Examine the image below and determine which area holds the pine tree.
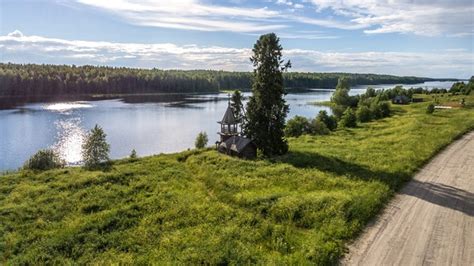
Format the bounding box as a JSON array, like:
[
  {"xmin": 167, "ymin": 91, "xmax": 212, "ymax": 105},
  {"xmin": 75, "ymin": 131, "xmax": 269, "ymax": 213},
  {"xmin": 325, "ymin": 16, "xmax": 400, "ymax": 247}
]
[
  {"xmin": 243, "ymin": 33, "xmax": 290, "ymax": 156},
  {"xmin": 195, "ymin": 131, "xmax": 208, "ymax": 149},
  {"xmin": 230, "ymin": 90, "xmax": 244, "ymax": 123},
  {"xmin": 82, "ymin": 124, "xmax": 110, "ymax": 170}
]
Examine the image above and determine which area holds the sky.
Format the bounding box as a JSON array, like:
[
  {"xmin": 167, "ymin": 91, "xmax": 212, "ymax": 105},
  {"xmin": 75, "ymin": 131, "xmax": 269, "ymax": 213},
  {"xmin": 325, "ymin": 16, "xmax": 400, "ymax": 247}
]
[{"xmin": 0, "ymin": 0, "xmax": 473, "ymax": 78}]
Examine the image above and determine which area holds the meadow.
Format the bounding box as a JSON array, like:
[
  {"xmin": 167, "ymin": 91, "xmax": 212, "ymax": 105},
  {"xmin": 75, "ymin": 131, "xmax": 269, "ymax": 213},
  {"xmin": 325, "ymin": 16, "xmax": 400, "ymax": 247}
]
[{"xmin": 1, "ymin": 94, "xmax": 473, "ymax": 264}]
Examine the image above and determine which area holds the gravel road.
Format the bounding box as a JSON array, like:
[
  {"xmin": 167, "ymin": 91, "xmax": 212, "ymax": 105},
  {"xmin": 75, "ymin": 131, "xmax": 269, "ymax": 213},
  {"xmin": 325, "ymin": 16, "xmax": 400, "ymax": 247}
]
[{"xmin": 343, "ymin": 131, "xmax": 474, "ymax": 266}]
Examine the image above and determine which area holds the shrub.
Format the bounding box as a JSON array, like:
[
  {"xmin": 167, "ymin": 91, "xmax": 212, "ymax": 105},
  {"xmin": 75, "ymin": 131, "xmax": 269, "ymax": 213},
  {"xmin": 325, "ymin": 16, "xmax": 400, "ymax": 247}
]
[
  {"xmin": 316, "ymin": 110, "xmax": 337, "ymax": 131},
  {"xmin": 378, "ymin": 102, "xmax": 391, "ymax": 117},
  {"xmin": 195, "ymin": 132, "xmax": 209, "ymax": 149},
  {"xmin": 339, "ymin": 108, "xmax": 357, "ymax": 128},
  {"xmin": 82, "ymin": 124, "xmax": 110, "ymax": 170},
  {"xmin": 369, "ymin": 100, "xmax": 391, "ymax": 119},
  {"xmin": 356, "ymin": 105, "xmax": 372, "ymax": 122},
  {"xmin": 130, "ymin": 149, "xmax": 137, "ymax": 159},
  {"xmin": 285, "ymin": 116, "xmax": 311, "ymax": 137},
  {"xmin": 24, "ymin": 149, "xmax": 64, "ymax": 171},
  {"xmin": 330, "ymin": 105, "xmax": 347, "ymax": 120},
  {"xmin": 310, "ymin": 119, "xmax": 330, "ymax": 135},
  {"xmin": 426, "ymin": 103, "xmax": 435, "ymax": 114}
]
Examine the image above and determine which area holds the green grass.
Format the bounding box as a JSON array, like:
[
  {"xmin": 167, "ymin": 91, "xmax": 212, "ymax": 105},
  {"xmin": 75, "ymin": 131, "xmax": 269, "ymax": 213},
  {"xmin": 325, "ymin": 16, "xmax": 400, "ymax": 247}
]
[{"xmin": 1, "ymin": 94, "xmax": 474, "ymax": 264}]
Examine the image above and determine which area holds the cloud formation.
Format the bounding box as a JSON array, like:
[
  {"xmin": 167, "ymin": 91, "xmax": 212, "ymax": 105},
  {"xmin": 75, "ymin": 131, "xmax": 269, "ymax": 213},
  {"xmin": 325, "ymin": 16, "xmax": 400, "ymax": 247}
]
[
  {"xmin": 309, "ymin": 0, "xmax": 474, "ymax": 36},
  {"xmin": 1, "ymin": 31, "xmax": 472, "ymax": 78},
  {"xmin": 75, "ymin": 0, "xmax": 286, "ymax": 32},
  {"xmin": 71, "ymin": 0, "xmax": 474, "ymax": 37}
]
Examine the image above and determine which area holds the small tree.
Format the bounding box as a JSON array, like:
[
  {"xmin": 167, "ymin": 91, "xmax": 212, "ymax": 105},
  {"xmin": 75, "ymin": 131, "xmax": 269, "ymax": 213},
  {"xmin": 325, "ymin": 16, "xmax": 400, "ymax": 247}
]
[
  {"xmin": 284, "ymin": 116, "xmax": 310, "ymax": 137},
  {"xmin": 310, "ymin": 119, "xmax": 330, "ymax": 135},
  {"xmin": 339, "ymin": 108, "xmax": 357, "ymax": 128},
  {"xmin": 378, "ymin": 102, "xmax": 391, "ymax": 117},
  {"xmin": 426, "ymin": 103, "xmax": 435, "ymax": 114},
  {"xmin": 24, "ymin": 149, "xmax": 65, "ymax": 171},
  {"xmin": 130, "ymin": 149, "xmax": 137, "ymax": 159},
  {"xmin": 356, "ymin": 105, "xmax": 372, "ymax": 122},
  {"xmin": 331, "ymin": 77, "xmax": 355, "ymax": 119},
  {"xmin": 195, "ymin": 131, "xmax": 208, "ymax": 149},
  {"xmin": 331, "ymin": 78, "xmax": 350, "ymax": 103},
  {"xmin": 316, "ymin": 110, "xmax": 337, "ymax": 131},
  {"xmin": 82, "ymin": 124, "xmax": 110, "ymax": 170}
]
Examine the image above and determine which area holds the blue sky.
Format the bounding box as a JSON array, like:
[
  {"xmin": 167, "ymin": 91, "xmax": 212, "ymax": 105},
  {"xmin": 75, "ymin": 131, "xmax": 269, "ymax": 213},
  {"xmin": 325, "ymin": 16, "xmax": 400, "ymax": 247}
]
[{"xmin": 0, "ymin": 0, "xmax": 473, "ymax": 78}]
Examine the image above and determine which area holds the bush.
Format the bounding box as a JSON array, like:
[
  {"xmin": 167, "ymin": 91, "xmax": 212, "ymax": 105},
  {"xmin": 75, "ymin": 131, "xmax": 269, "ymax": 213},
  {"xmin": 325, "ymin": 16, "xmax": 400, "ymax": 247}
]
[
  {"xmin": 310, "ymin": 119, "xmax": 330, "ymax": 135},
  {"xmin": 378, "ymin": 102, "xmax": 391, "ymax": 117},
  {"xmin": 356, "ymin": 105, "xmax": 372, "ymax": 122},
  {"xmin": 339, "ymin": 108, "xmax": 357, "ymax": 128},
  {"xmin": 285, "ymin": 116, "xmax": 311, "ymax": 137},
  {"xmin": 330, "ymin": 105, "xmax": 347, "ymax": 120},
  {"xmin": 130, "ymin": 149, "xmax": 137, "ymax": 159},
  {"xmin": 369, "ymin": 100, "xmax": 391, "ymax": 119},
  {"xmin": 195, "ymin": 131, "xmax": 209, "ymax": 149},
  {"xmin": 82, "ymin": 124, "xmax": 110, "ymax": 170},
  {"xmin": 426, "ymin": 103, "xmax": 435, "ymax": 114},
  {"xmin": 316, "ymin": 110, "xmax": 337, "ymax": 131},
  {"xmin": 24, "ymin": 149, "xmax": 64, "ymax": 171}
]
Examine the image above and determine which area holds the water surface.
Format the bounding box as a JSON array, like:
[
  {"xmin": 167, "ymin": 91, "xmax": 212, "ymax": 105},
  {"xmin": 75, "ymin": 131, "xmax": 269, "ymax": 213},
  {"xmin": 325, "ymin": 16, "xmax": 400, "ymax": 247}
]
[{"xmin": 0, "ymin": 81, "xmax": 455, "ymax": 171}]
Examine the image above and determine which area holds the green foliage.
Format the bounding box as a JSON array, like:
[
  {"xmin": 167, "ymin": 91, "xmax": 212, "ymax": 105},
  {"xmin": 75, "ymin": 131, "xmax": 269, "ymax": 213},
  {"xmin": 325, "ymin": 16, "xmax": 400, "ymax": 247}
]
[
  {"xmin": 369, "ymin": 100, "xmax": 391, "ymax": 119},
  {"xmin": 285, "ymin": 113, "xmax": 331, "ymax": 137},
  {"xmin": 195, "ymin": 132, "xmax": 209, "ymax": 149},
  {"xmin": 244, "ymin": 33, "xmax": 289, "ymax": 156},
  {"xmin": 426, "ymin": 103, "xmax": 435, "ymax": 114},
  {"xmin": 82, "ymin": 125, "xmax": 110, "ymax": 170},
  {"xmin": 284, "ymin": 116, "xmax": 311, "ymax": 137},
  {"xmin": 2, "ymin": 95, "xmax": 474, "ymax": 264},
  {"xmin": 356, "ymin": 105, "xmax": 372, "ymax": 122},
  {"xmin": 23, "ymin": 149, "xmax": 64, "ymax": 171},
  {"xmin": 316, "ymin": 110, "xmax": 337, "ymax": 131},
  {"xmin": 449, "ymin": 79, "xmax": 474, "ymax": 95},
  {"xmin": 309, "ymin": 119, "xmax": 330, "ymax": 135},
  {"xmin": 130, "ymin": 149, "xmax": 137, "ymax": 159},
  {"xmin": 230, "ymin": 90, "xmax": 245, "ymax": 122},
  {"xmin": 0, "ymin": 63, "xmax": 431, "ymax": 99},
  {"xmin": 330, "ymin": 77, "xmax": 359, "ymax": 118},
  {"xmin": 339, "ymin": 108, "xmax": 357, "ymax": 128}
]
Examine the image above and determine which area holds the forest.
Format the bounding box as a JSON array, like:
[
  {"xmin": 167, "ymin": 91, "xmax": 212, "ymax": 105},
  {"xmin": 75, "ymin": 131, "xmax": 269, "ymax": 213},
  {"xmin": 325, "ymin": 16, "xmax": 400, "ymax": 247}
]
[{"xmin": 0, "ymin": 63, "xmax": 435, "ymax": 97}]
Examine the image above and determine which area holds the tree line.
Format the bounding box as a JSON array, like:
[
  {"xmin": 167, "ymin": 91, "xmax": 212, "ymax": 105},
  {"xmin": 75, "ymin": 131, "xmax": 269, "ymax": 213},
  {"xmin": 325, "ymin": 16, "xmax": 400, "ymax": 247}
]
[{"xmin": 0, "ymin": 63, "xmax": 434, "ymax": 98}]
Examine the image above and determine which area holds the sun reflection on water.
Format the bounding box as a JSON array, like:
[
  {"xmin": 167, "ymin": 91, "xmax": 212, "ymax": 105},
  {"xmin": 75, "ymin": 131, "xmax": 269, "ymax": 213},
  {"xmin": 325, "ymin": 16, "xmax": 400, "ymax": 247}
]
[
  {"xmin": 52, "ymin": 117, "xmax": 86, "ymax": 165},
  {"xmin": 44, "ymin": 102, "xmax": 92, "ymax": 112}
]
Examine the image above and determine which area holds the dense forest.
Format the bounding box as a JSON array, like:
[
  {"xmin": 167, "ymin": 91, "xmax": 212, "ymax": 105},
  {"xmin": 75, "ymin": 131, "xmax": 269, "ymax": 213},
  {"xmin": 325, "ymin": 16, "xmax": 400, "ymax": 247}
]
[{"xmin": 0, "ymin": 63, "xmax": 437, "ymax": 97}]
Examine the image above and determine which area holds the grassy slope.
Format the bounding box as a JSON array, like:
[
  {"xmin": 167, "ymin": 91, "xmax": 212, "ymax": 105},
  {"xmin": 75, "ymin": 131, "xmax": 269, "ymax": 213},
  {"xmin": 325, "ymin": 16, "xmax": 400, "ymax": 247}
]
[{"xmin": 1, "ymin": 94, "xmax": 474, "ymax": 264}]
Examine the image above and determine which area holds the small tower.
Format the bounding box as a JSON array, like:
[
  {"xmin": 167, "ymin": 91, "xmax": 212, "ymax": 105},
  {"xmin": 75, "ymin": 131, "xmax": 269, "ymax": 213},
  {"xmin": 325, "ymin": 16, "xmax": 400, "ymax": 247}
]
[{"xmin": 218, "ymin": 102, "xmax": 239, "ymax": 142}]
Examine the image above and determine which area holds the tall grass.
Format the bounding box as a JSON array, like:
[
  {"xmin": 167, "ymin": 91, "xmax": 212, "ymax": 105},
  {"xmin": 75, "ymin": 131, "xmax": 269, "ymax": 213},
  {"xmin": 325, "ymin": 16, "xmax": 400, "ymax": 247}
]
[{"xmin": 1, "ymin": 94, "xmax": 473, "ymax": 264}]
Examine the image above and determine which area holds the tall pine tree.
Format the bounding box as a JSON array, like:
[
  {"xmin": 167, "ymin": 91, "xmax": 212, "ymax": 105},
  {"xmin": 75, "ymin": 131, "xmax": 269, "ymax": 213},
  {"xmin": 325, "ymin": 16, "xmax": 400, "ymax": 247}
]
[
  {"xmin": 243, "ymin": 33, "xmax": 290, "ymax": 156},
  {"xmin": 230, "ymin": 90, "xmax": 244, "ymax": 123}
]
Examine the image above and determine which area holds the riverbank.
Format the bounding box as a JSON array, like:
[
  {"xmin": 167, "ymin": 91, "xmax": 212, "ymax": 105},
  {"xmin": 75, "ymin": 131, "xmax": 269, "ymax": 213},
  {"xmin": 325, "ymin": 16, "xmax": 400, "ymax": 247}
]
[{"xmin": 1, "ymin": 94, "xmax": 473, "ymax": 264}]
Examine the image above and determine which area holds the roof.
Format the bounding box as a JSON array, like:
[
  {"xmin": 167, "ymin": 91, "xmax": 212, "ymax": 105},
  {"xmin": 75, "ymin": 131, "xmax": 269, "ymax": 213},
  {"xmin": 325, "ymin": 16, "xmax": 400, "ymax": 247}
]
[
  {"xmin": 219, "ymin": 105, "xmax": 236, "ymax": 124},
  {"xmin": 220, "ymin": 136, "xmax": 255, "ymax": 153},
  {"xmin": 393, "ymin": 95, "xmax": 410, "ymax": 100}
]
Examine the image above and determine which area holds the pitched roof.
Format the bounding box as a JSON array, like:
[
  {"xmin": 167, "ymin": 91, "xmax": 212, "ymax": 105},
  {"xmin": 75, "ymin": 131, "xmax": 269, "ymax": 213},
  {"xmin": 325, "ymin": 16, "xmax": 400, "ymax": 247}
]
[
  {"xmin": 220, "ymin": 105, "xmax": 236, "ymax": 124},
  {"xmin": 222, "ymin": 136, "xmax": 254, "ymax": 153}
]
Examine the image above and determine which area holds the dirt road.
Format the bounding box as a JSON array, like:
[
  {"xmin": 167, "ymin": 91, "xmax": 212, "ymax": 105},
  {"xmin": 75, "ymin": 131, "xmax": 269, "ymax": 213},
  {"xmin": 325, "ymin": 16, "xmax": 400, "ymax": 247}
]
[{"xmin": 343, "ymin": 131, "xmax": 474, "ymax": 266}]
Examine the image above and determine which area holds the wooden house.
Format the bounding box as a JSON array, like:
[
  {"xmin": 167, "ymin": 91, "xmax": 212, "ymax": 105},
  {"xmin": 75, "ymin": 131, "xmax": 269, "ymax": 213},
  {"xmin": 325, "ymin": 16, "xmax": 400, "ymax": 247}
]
[{"xmin": 392, "ymin": 95, "xmax": 411, "ymax": 104}]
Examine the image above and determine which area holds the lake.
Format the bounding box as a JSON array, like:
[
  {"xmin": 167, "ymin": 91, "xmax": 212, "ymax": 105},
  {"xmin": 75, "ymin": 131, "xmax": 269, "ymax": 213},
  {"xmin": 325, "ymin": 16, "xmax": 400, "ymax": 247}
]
[{"xmin": 0, "ymin": 81, "xmax": 455, "ymax": 171}]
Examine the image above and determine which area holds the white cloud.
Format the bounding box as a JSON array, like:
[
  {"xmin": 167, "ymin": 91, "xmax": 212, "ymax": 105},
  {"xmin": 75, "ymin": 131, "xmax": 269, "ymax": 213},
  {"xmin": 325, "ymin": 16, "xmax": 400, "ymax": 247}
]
[
  {"xmin": 1, "ymin": 31, "xmax": 472, "ymax": 78},
  {"xmin": 74, "ymin": 0, "xmax": 286, "ymax": 32},
  {"xmin": 69, "ymin": 0, "xmax": 474, "ymax": 36},
  {"xmin": 308, "ymin": 0, "xmax": 474, "ymax": 36}
]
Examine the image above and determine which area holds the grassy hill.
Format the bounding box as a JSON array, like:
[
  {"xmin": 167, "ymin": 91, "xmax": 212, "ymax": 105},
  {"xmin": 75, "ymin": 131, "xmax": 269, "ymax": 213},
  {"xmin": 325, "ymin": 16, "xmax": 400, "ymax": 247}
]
[{"xmin": 1, "ymin": 94, "xmax": 474, "ymax": 264}]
